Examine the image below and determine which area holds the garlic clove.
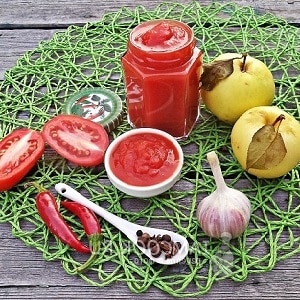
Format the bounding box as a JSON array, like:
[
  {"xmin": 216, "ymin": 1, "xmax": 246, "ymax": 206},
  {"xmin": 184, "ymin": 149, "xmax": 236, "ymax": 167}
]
[{"xmin": 196, "ymin": 151, "xmax": 251, "ymax": 240}]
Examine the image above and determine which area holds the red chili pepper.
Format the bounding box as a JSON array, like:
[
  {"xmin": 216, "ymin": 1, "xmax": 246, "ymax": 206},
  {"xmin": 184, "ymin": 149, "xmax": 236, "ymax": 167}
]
[
  {"xmin": 61, "ymin": 201, "xmax": 102, "ymax": 273},
  {"xmin": 29, "ymin": 182, "xmax": 90, "ymax": 254},
  {"xmin": 61, "ymin": 201, "xmax": 101, "ymax": 236}
]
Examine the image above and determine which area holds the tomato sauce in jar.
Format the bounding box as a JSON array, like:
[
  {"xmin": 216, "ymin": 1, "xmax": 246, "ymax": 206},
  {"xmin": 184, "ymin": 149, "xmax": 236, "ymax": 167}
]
[
  {"xmin": 109, "ymin": 132, "xmax": 181, "ymax": 186},
  {"xmin": 121, "ymin": 19, "xmax": 203, "ymax": 139}
]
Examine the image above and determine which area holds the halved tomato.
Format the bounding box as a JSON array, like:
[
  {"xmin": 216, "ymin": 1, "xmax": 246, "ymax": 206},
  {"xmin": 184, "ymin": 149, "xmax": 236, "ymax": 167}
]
[
  {"xmin": 0, "ymin": 128, "xmax": 45, "ymax": 191},
  {"xmin": 42, "ymin": 114, "xmax": 109, "ymax": 167}
]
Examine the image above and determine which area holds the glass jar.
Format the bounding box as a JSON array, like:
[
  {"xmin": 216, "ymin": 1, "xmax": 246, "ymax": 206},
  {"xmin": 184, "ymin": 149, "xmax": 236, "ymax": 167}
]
[{"xmin": 121, "ymin": 19, "xmax": 203, "ymax": 139}]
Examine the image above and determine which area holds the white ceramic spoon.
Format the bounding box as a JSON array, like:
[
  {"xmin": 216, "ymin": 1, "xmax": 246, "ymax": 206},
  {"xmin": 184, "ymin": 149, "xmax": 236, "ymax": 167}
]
[{"xmin": 55, "ymin": 182, "xmax": 189, "ymax": 265}]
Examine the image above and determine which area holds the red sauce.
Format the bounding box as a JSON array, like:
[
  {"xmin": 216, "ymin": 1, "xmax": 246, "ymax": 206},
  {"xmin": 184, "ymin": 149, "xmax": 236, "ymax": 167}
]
[
  {"xmin": 109, "ymin": 133, "xmax": 180, "ymax": 186},
  {"xmin": 121, "ymin": 20, "xmax": 203, "ymax": 139},
  {"xmin": 135, "ymin": 21, "xmax": 189, "ymax": 50}
]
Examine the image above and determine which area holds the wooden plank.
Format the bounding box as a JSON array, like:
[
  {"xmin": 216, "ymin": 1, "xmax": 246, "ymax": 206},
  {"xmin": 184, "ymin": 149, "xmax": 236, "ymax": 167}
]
[
  {"xmin": 0, "ymin": 0, "xmax": 300, "ymax": 299},
  {"xmin": 0, "ymin": 182, "xmax": 299, "ymax": 298},
  {"xmin": 0, "ymin": 0, "xmax": 299, "ymax": 27},
  {"xmin": 1, "ymin": 219, "xmax": 300, "ymax": 299},
  {"xmin": 0, "ymin": 1, "xmax": 299, "ymax": 80},
  {"xmin": 0, "ymin": 30, "xmax": 58, "ymax": 80}
]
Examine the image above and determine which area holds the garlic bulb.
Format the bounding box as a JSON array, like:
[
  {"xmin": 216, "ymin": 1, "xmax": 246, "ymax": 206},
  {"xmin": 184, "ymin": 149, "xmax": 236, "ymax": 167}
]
[{"xmin": 196, "ymin": 151, "xmax": 251, "ymax": 240}]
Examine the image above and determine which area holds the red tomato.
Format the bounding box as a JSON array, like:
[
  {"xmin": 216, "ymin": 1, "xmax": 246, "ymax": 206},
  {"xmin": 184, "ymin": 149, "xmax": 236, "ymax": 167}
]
[
  {"xmin": 42, "ymin": 114, "xmax": 109, "ymax": 167},
  {"xmin": 0, "ymin": 128, "xmax": 45, "ymax": 191}
]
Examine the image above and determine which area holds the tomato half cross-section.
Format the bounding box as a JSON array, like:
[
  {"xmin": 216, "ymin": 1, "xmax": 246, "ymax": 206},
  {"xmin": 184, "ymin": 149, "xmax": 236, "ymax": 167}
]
[
  {"xmin": 42, "ymin": 114, "xmax": 109, "ymax": 167},
  {"xmin": 0, "ymin": 128, "xmax": 45, "ymax": 191}
]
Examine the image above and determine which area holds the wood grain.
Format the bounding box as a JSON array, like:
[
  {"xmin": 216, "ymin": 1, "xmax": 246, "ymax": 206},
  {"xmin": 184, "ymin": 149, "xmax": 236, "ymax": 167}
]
[
  {"xmin": 0, "ymin": 0, "xmax": 300, "ymax": 299},
  {"xmin": 1, "ymin": 219, "xmax": 300, "ymax": 299},
  {"xmin": 0, "ymin": 0, "xmax": 299, "ymax": 27},
  {"xmin": 0, "ymin": 0, "xmax": 299, "ymax": 80}
]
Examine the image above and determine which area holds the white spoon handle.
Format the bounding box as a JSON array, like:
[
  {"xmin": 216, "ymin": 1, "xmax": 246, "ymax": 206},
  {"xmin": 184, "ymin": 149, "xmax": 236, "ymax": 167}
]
[
  {"xmin": 55, "ymin": 182, "xmax": 189, "ymax": 265},
  {"xmin": 55, "ymin": 183, "xmax": 134, "ymax": 238}
]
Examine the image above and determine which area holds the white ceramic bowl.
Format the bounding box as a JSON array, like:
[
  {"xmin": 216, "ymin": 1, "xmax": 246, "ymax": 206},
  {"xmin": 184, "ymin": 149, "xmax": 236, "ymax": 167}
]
[{"xmin": 104, "ymin": 128, "xmax": 184, "ymax": 198}]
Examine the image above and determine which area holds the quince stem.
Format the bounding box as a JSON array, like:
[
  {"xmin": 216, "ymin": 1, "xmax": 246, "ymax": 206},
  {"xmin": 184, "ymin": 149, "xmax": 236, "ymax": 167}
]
[
  {"xmin": 272, "ymin": 114, "xmax": 285, "ymax": 133},
  {"xmin": 241, "ymin": 53, "xmax": 247, "ymax": 72}
]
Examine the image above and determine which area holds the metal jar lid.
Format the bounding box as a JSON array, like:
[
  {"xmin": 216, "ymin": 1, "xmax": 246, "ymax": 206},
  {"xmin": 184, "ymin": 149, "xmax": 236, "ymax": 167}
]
[{"xmin": 63, "ymin": 87, "xmax": 123, "ymax": 132}]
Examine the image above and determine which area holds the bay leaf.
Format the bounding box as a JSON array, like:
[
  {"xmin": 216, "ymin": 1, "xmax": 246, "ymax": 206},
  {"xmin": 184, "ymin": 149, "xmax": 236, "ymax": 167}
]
[
  {"xmin": 200, "ymin": 57, "xmax": 240, "ymax": 91},
  {"xmin": 246, "ymin": 124, "xmax": 287, "ymax": 170}
]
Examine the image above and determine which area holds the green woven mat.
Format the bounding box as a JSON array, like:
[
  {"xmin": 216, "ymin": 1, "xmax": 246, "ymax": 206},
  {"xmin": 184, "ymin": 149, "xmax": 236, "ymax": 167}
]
[{"xmin": 0, "ymin": 1, "xmax": 299, "ymax": 297}]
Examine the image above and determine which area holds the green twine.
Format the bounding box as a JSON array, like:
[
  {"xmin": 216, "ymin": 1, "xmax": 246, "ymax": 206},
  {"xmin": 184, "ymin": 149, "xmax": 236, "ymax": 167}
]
[{"xmin": 0, "ymin": 1, "xmax": 299, "ymax": 297}]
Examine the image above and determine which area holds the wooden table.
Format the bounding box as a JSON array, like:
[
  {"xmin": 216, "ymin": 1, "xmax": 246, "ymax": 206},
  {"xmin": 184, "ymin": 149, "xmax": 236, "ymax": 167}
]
[{"xmin": 0, "ymin": 1, "xmax": 299, "ymax": 299}]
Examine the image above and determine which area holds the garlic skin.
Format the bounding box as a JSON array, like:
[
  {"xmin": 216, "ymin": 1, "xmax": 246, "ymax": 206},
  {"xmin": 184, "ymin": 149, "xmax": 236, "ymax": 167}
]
[{"xmin": 196, "ymin": 151, "xmax": 251, "ymax": 240}]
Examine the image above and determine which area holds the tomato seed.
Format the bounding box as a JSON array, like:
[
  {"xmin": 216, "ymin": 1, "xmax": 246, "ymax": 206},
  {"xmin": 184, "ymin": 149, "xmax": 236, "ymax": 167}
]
[
  {"xmin": 29, "ymin": 143, "xmax": 38, "ymax": 152},
  {"xmin": 92, "ymin": 135, "xmax": 100, "ymax": 142},
  {"xmin": 50, "ymin": 131, "xmax": 58, "ymax": 138},
  {"xmin": 29, "ymin": 140, "xmax": 37, "ymax": 146},
  {"xmin": 4, "ymin": 164, "xmax": 13, "ymax": 174}
]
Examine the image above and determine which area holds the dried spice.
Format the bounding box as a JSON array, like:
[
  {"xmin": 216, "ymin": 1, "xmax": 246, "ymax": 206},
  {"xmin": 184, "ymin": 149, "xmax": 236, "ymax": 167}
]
[
  {"xmin": 136, "ymin": 230, "xmax": 182, "ymax": 260},
  {"xmin": 200, "ymin": 54, "xmax": 245, "ymax": 91},
  {"xmin": 246, "ymin": 114, "xmax": 287, "ymax": 170}
]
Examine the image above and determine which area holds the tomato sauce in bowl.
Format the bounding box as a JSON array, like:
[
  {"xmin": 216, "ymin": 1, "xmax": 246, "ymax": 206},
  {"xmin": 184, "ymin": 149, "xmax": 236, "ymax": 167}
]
[{"xmin": 104, "ymin": 128, "xmax": 184, "ymax": 197}]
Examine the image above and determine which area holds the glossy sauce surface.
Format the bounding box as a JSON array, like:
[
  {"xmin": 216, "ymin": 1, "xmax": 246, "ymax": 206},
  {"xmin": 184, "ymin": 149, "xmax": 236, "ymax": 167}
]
[
  {"xmin": 109, "ymin": 133, "xmax": 180, "ymax": 186},
  {"xmin": 133, "ymin": 21, "xmax": 189, "ymax": 50}
]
